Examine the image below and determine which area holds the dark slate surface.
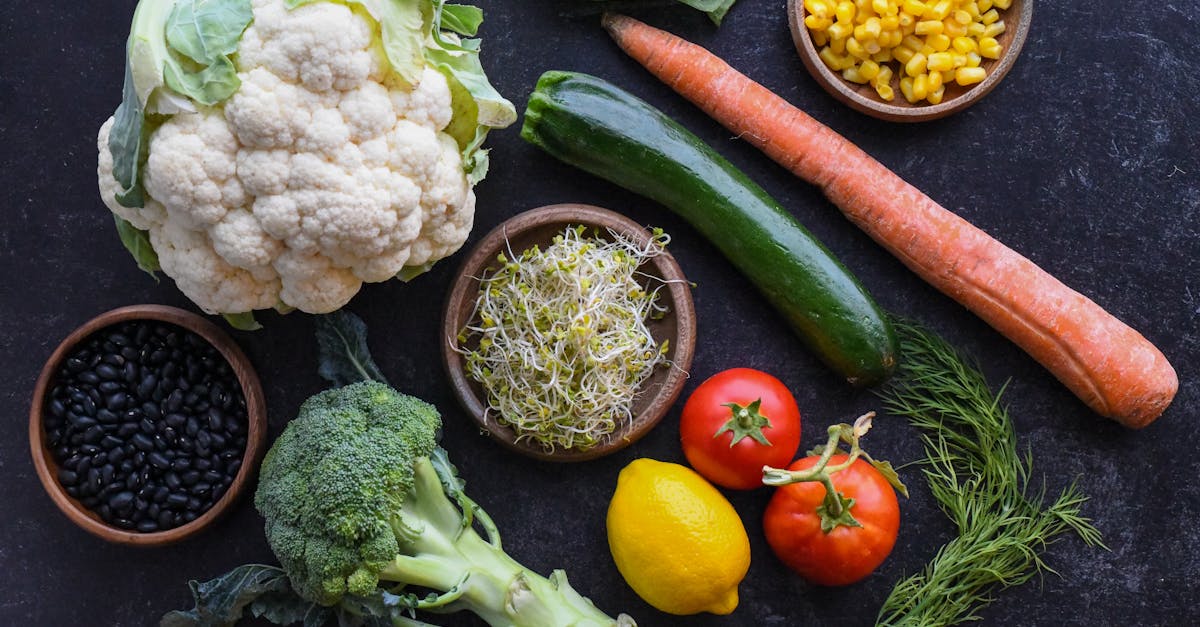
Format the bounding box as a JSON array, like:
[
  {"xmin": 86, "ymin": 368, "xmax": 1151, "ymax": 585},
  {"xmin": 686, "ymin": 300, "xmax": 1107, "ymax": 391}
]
[{"xmin": 1, "ymin": 1, "xmax": 1198, "ymax": 625}]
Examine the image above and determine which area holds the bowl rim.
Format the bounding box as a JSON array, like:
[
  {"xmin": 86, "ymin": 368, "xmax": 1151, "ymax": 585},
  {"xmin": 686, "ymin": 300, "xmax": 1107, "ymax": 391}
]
[
  {"xmin": 786, "ymin": 0, "xmax": 1034, "ymax": 122},
  {"xmin": 441, "ymin": 203, "xmax": 697, "ymax": 462},
  {"xmin": 29, "ymin": 304, "xmax": 267, "ymax": 546}
]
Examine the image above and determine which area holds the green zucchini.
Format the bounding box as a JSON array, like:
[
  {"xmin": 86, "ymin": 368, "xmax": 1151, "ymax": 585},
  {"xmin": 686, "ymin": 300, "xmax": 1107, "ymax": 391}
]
[{"xmin": 520, "ymin": 71, "xmax": 896, "ymax": 386}]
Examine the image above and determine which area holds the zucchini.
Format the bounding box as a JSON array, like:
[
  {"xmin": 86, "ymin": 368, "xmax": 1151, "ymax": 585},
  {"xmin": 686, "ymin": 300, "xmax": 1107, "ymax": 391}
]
[{"xmin": 521, "ymin": 71, "xmax": 896, "ymax": 386}]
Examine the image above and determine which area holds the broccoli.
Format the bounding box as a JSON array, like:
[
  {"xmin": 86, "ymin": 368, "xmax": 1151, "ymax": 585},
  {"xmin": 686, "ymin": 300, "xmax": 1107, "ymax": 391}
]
[{"xmin": 163, "ymin": 313, "xmax": 633, "ymax": 627}]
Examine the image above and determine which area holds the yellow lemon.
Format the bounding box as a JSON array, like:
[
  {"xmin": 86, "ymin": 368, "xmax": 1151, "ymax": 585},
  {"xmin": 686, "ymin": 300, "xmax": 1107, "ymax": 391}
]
[{"xmin": 606, "ymin": 458, "xmax": 750, "ymax": 615}]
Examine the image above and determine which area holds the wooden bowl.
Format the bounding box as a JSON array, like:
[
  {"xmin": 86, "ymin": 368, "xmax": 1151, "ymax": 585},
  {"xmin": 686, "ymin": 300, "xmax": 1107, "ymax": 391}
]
[
  {"xmin": 29, "ymin": 305, "xmax": 267, "ymax": 546},
  {"xmin": 788, "ymin": 0, "xmax": 1033, "ymax": 121},
  {"xmin": 442, "ymin": 204, "xmax": 697, "ymax": 462}
]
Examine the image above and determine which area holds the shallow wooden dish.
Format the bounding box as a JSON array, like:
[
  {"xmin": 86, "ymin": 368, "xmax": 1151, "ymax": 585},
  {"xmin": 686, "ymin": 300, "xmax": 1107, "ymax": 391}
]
[
  {"xmin": 788, "ymin": 0, "xmax": 1033, "ymax": 121},
  {"xmin": 442, "ymin": 204, "xmax": 696, "ymax": 462},
  {"xmin": 29, "ymin": 305, "xmax": 267, "ymax": 546}
]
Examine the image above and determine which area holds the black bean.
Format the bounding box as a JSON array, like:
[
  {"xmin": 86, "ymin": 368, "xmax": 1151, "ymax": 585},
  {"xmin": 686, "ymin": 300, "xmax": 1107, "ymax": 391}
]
[
  {"xmin": 78, "ymin": 371, "xmax": 101, "ymax": 385},
  {"xmin": 157, "ymin": 510, "xmax": 175, "ymax": 528},
  {"xmin": 92, "ymin": 451, "xmax": 109, "ymax": 466},
  {"xmin": 114, "ymin": 518, "xmax": 136, "ymax": 530},
  {"xmin": 96, "ymin": 364, "xmax": 119, "ymax": 380},
  {"xmin": 192, "ymin": 458, "xmax": 210, "ymax": 471},
  {"xmin": 119, "ymin": 459, "xmax": 135, "ymax": 474},
  {"xmin": 184, "ymin": 416, "xmax": 200, "ymax": 437},
  {"xmin": 83, "ymin": 425, "xmax": 105, "ymax": 444},
  {"xmin": 132, "ymin": 452, "xmax": 146, "ymax": 468},
  {"xmin": 202, "ymin": 470, "xmax": 223, "ymax": 484},
  {"xmin": 87, "ymin": 387, "xmax": 102, "ymax": 404},
  {"xmin": 105, "ymin": 392, "xmax": 129, "ymax": 411},
  {"xmin": 98, "ymin": 504, "xmax": 113, "ymax": 522},
  {"xmin": 54, "ymin": 444, "xmax": 70, "ymax": 460},
  {"xmin": 45, "ymin": 427, "xmax": 63, "ymax": 446},
  {"xmin": 67, "ymin": 357, "xmax": 88, "ymax": 372},
  {"xmin": 164, "ymin": 413, "xmax": 186, "ymax": 429},
  {"xmin": 196, "ymin": 430, "xmax": 212, "ymax": 449},
  {"xmin": 210, "ymin": 433, "xmax": 227, "ymax": 451},
  {"xmin": 163, "ymin": 361, "xmax": 179, "ymax": 381},
  {"xmin": 107, "ymin": 447, "xmax": 126, "ymax": 464},
  {"xmin": 123, "ymin": 361, "xmax": 139, "ymax": 383},
  {"xmin": 148, "ymin": 452, "xmax": 170, "ymax": 469},
  {"xmin": 136, "ymin": 520, "xmax": 158, "ymax": 533},
  {"xmin": 185, "ymin": 497, "xmax": 202, "ymax": 512},
  {"xmin": 147, "ymin": 502, "xmax": 160, "ymax": 518},
  {"xmin": 77, "ymin": 456, "xmax": 93, "ymax": 476},
  {"xmin": 70, "ymin": 414, "xmax": 98, "ymax": 430},
  {"xmin": 116, "ymin": 423, "xmax": 139, "ymax": 438},
  {"xmin": 204, "ymin": 409, "xmax": 224, "ymax": 433},
  {"xmin": 170, "ymin": 457, "xmax": 190, "ymax": 471},
  {"xmin": 182, "ymin": 471, "xmax": 200, "ymax": 486},
  {"xmin": 49, "ymin": 398, "xmax": 66, "ymax": 418},
  {"xmin": 196, "ymin": 446, "xmax": 211, "ymax": 458},
  {"xmin": 166, "ymin": 493, "xmax": 189, "ymax": 508},
  {"xmin": 190, "ymin": 483, "xmax": 211, "ymax": 499},
  {"xmin": 101, "ymin": 464, "xmax": 115, "ymax": 486},
  {"xmin": 109, "ymin": 491, "xmax": 135, "ymax": 511},
  {"xmin": 152, "ymin": 486, "xmax": 170, "ymax": 504},
  {"xmin": 87, "ymin": 468, "xmax": 101, "ymax": 494},
  {"xmin": 134, "ymin": 497, "xmax": 149, "ymax": 513},
  {"xmin": 98, "ymin": 381, "xmax": 123, "ymax": 394},
  {"xmin": 177, "ymin": 377, "xmax": 191, "ymax": 392},
  {"xmin": 164, "ymin": 472, "xmax": 182, "ymax": 490},
  {"xmin": 96, "ymin": 408, "xmax": 119, "ymax": 424},
  {"xmin": 131, "ymin": 433, "xmax": 154, "ymax": 452},
  {"xmin": 103, "ymin": 353, "xmax": 125, "ymax": 367},
  {"xmin": 121, "ymin": 346, "xmax": 139, "ymax": 361},
  {"xmin": 57, "ymin": 469, "xmax": 79, "ymax": 486},
  {"xmin": 178, "ymin": 438, "xmax": 194, "ymax": 453},
  {"xmin": 124, "ymin": 474, "xmax": 140, "ymax": 491},
  {"xmin": 220, "ymin": 449, "xmax": 240, "ymax": 460},
  {"xmin": 66, "ymin": 485, "xmax": 83, "ymax": 498},
  {"xmin": 139, "ymin": 418, "xmax": 156, "ymax": 435},
  {"xmin": 80, "ymin": 444, "xmax": 101, "ymax": 456},
  {"xmin": 99, "ymin": 436, "xmax": 121, "ymax": 450},
  {"xmin": 62, "ymin": 454, "xmax": 82, "ymax": 470},
  {"xmin": 137, "ymin": 375, "xmax": 158, "ymax": 398},
  {"xmin": 164, "ymin": 389, "xmax": 184, "ymax": 413},
  {"xmin": 68, "ymin": 433, "xmax": 84, "ymax": 446},
  {"xmin": 141, "ymin": 401, "xmax": 160, "ymax": 420},
  {"xmin": 162, "ymin": 426, "xmax": 178, "ymax": 443},
  {"xmin": 83, "ymin": 396, "xmax": 98, "ymax": 415},
  {"xmin": 81, "ymin": 496, "xmax": 99, "ymax": 508}
]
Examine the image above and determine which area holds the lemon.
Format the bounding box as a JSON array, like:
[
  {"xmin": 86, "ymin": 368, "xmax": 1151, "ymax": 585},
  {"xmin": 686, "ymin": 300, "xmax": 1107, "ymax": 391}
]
[{"xmin": 606, "ymin": 458, "xmax": 751, "ymax": 615}]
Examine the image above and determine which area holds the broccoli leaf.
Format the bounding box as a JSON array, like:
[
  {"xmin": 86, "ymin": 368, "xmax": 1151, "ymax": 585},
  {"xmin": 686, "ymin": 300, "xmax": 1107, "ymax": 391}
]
[
  {"xmin": 314, "ymin": 310, "xmax": 387, "ymax": 386},
  {"xmin": 113, "ymin": 215, "xmax": 161, "ymax": 278},
  {"xmin": 159, "ymin": 564, "xmax": 311, "ymax": 627}
]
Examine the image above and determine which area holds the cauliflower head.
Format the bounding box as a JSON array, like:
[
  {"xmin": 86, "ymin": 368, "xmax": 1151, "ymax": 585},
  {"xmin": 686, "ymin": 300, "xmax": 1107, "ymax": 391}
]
[{"xmin": 97, "ymin": 0, "xmax": 514, "ymax": 319}]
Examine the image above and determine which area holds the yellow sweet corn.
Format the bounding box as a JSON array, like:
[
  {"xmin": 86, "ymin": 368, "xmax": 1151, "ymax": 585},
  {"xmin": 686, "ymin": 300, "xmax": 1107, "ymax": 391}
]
[
  {"xmin": 927, "ymin": 51, "xmax": 955, "ymax": 71},
  {"xmin": 806, "ymin": 15, "xmax": 835, "ymax": 30},
  {"xmin": 836, "ymin": 1, "xmax": 856, "ymax": 23},
  {"xmin": 843, "ymin": 66, "xmax": 870, "ymax": 83},
  {"xmin": 981, "ymin": 8, "xmax": 999, "ymax": 24},
  {"xmin": 905, "ymin": 51, "xmax": 928, "ymax": 76},
  {"xmin": 847, "ymin": 36, "xmax": 870, "ymax": 59},
  {"xmin": 982, "ymin": 20, "xmax": 1006, "ymax": 38},
  {"xmin": 915, "ymin": 19, "xmax": 944, "ymax": 35},
  {"xmin": 899, "ymin": 76, "xmax": 917, "ymax": 102},
  {"xmin": 926, "ymin": 33, "xmax": 951, "ymax": 51},
  {"xmin": 928, "ymin": 68, "xmax": 944, "ymax": 90},
  {"xmin": 875, "ymin": 82, "xmax": 896, "ymax": 100},
  {"xmin": 927, "ymin": 0, "xmax": 953, "ymax": 20},
  {"xmin": 865, "ymin": 16, "xmax": 883, "ymax": 38},
  {"xmin": 978, "ymin": 36, "xmax": 1002, "ymax": 59},
  {"xmin": 927, "ymin": 85, "xmax": 946, "ymax": 104},
  {"xmin": 993, "ymin": 0, "xmax": 1011, "ymax": 8},
  {"xmin": 955, "ymin": 66, "xmax": 986, "ymax": 85},
  {"xmin": 952, "ymin": 36, "xmax": 977, "ymax": 53},
  {"xmin": 892, "ymin": 45, "xmax": 916, "ymax": 63},
  {"xmin": 901, "ymin": 0, "xmax": 926, "ymax": 17}
]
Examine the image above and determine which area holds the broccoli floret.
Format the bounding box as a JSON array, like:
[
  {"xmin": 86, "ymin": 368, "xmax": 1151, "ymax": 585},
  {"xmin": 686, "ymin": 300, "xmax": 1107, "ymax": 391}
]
[{"xmin": 252, "ymin": 381, "xmax": 629, "ymax": 626}]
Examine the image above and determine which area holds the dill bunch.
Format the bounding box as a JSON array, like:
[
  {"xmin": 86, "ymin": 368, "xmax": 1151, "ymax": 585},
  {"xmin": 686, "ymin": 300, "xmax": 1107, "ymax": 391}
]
[{"xmin": 877, "ymin": 321, "xmax": 1105, "ymax": 627}]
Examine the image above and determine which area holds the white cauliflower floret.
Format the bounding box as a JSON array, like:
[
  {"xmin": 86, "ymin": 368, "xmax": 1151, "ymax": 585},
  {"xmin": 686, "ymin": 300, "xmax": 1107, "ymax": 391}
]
[{"xmin": 97, "ymin": 0, "xmax": 480, "ymax": 315}]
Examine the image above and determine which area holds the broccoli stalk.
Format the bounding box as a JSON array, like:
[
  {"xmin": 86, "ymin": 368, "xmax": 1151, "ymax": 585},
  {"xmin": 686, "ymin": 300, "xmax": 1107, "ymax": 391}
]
[{"xmin": 162, "ymin": 313, "xmax": 633, "ymax": 627}]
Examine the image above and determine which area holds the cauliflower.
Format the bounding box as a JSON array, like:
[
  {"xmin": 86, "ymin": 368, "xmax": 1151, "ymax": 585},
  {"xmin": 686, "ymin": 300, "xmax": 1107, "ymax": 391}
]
[{"xmin": 97, "ymin": 0, "xmax": 514, "ymax": 322}]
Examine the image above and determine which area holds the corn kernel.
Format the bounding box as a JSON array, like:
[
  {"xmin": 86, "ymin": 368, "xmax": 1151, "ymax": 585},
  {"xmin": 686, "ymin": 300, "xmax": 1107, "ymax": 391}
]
[
  {"xmin": 865, "ymin": 16, "xmax": 883, "ymax": 38},
  {"xmin": 875, "ymin": 64, "xmax": 894, "ymax": 84},
  {"xmin": 881, "ymin": 15, "xmax": 900, "ymax": 30},
  {"xmin": 898, "ymin": 13, "xmax": 915, "ymax": 27},
  {"xmin": 955, "ymin": 66, "xmax": 986, "ymax": 85},
  {"xmin": 847, "ymin": 37, "xmax": 870, "ymax": 59},
  {"xmin": 901, "ymin": 0, "xmax": 926, "ymax": 17},
  {"xmin": 864, "ymin": 39, "xmax": 883, "ymax": 54},
  {"xmin": 854, "ymin": 24, "xmax": 870, "ymax": 40},
  {"xmin": 978, "ymin": 0, "xmax": 993, "ymax": 11},
  {"xmin": 872, "ymin": 48, "xmax": 894, "ymax": 62},
  {"xmin": 978, "ymin": 36, "xmax": 1002, "ymax": 59},
  {"xmin": 966, "ymin": 51, "xmax": 982, "ymax": 66},
  {"xmin": 943, "ymin": 18, "xmax": 967, "ymax": 38},
  {"xmin": 964, "ymin": 2, "xmax": 981, "ymax": 19},
  {"xmin": 875, "ymin": 83, "xmax": 896, "ymax": 100},
  {"xmin": 981, "ymin": 8, "xmax": 999, "ymax": 24},
  {"xmin": 855, "ymin": 0, "xmax": 872, "ymax": 23},
  {"xmin": 927, "ymin": 51, "xmax": 955, "ymax": 71},
  {"xmin": 812, "ymin": 29, "xmax": 830, "ymax": 46},
  {"xmin": 951, "ymin": 52, "xmax": 967, "ymax": 66},
  {"xmin": 927, "ymin": 68, "xmax": 943, "ymax": 90},
  {"xmin": 912, "ymin": 73, "xmax": 929, "ymax": 99},
  {"xmin": 927, "ymin": 85, "xmax": 946, "ymax": 104},
  {"xmin": 843, "ymin": 66, "xmax": 870, "ymax": 84},
  {"xmin": 952, "ymin": 36, "xmax": 977, "ymax": 53},
  {"xmin": 831, "ymin": 36, "xmax": 847, "ymax": 54},
  {"xmin": 941, "ymin": 69, "xmax": 956, "ymax": 84},
  {"xmin": 967, "ymin": 22, "xmax": 986, "ymax": 36},
  {"xmin": 915, "ymin": 19, "xmax": 944, "ymax": 35},
  {"xmin": 982, "ymin": 21, "xmax": 1006, "ymax": 38},
  {"xmin": 872, "ymin": 0, "xmax": 889, "ymax": 14},
  {"xmin": 902, "ymin": 34, "xmax": 925, "ymax": 50},
  {"xmin": 893, "ymin": 45, "xmax": 916, "ymax": 63},
  {"xmin": 807, "ymin": 0, "xmax": 834, "ymax": 18},
  {"xmin": 993, "ymin": 0, "xmax": 1012, "ymax": 8},
  {"xmin": 828, "ymin": 21, "xmax": 854, "ymax": 39},
  {"xmin": 920, "ymin": 44, "xmax": 936, "ymax": 55},
  {"xmin": 836, "ymin": 1, "xmax": 856, "ymax": 22},
  {"xmin": 806, "ymin": 15, "xmax": 834, "ymax": 30},
  {"xmin": 926, "ymin": 33, "xmax": 951, "ymax": 51},
  {"xmin": 927, "ymin": 0, "xmax": 952, "ymax": 20},
  {"xmin": 819, "ymin": 46, "xmax": 844, "ymax": 70},
  {"xmin": 899, "ymin": 76, "xmax": 916, "ymax": 102},
  {"xmin": 905, "ymin": 51, "xmax": 928, "ymax": 76},
  {"xmin": 858, "ymin": 59, "xmax": 882, "ymax": 79},
  {"xmin": 952, "ymin": 9, "xmax": 971, "ymax": 24}
]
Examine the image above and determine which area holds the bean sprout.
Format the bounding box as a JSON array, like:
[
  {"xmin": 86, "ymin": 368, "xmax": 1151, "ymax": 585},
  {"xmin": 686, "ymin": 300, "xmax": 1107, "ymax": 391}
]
[{"xmin": 456, "ymin": 225, "xmax": 673, "ymax": 452}]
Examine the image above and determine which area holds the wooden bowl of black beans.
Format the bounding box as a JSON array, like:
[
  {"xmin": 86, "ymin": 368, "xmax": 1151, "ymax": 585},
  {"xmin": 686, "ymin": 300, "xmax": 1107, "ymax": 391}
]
[{"xmin": 29, "ymin": 305, "xmax": 266, "ymax": 546}]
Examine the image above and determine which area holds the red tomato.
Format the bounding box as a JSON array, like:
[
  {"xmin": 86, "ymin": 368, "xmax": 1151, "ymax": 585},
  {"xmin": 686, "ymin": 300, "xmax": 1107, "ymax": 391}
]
[
  {"xmin": 680, "ymin": 368, "xmax": 801, "ymax": 490},
  {"xmin": 763, "ymin": 454, "xmax": 900, "ymax": 586}
]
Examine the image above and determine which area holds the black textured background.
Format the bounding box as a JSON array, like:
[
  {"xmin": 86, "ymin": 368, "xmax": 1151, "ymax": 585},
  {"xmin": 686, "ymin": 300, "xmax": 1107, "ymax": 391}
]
[{"xmin": 2, "ymin": 1, "xmax": 1198, "ymax": 625}]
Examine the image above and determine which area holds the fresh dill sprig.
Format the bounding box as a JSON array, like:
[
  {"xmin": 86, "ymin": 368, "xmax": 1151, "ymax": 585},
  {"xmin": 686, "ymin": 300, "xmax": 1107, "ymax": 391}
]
[{"xmin": 876, "ymin": 320, "xmax": 1105, "ymax": 627}]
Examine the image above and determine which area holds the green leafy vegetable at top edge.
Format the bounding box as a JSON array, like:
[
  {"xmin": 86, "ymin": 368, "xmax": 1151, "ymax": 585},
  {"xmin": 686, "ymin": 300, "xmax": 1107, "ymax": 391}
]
[
  {"xmin": 580, "ymin": 1, "xmax": 739, "ymax": 25},
  {"xmin": 876, "ymin": 320, "xmax": 1105, "ymax": 627}
]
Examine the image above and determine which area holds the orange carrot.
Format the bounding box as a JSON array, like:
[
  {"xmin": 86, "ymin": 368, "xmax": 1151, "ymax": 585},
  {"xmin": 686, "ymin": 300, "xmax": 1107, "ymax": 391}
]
[{"xmin": 602, "ymin": 13, "xmax": 1177, "ymax": 428}]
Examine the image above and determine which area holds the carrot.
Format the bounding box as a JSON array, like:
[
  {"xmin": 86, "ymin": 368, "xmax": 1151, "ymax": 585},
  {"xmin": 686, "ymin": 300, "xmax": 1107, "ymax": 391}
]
[{"xmin": 602, "ymin": 13, "xmax": 1177, "ymax": 428}]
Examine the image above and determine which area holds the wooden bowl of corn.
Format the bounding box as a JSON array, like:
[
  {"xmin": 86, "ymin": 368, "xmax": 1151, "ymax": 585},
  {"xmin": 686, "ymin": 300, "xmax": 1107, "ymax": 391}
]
[{"xmin": 788, "ymin": 0, "xmax": 1033, "ymax": 122}]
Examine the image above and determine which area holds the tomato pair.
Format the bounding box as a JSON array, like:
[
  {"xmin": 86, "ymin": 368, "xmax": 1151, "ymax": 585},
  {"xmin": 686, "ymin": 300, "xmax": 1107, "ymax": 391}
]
[{"xmin": 680, "ymin": 368, "xmax": 904, "ymax": 586}]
